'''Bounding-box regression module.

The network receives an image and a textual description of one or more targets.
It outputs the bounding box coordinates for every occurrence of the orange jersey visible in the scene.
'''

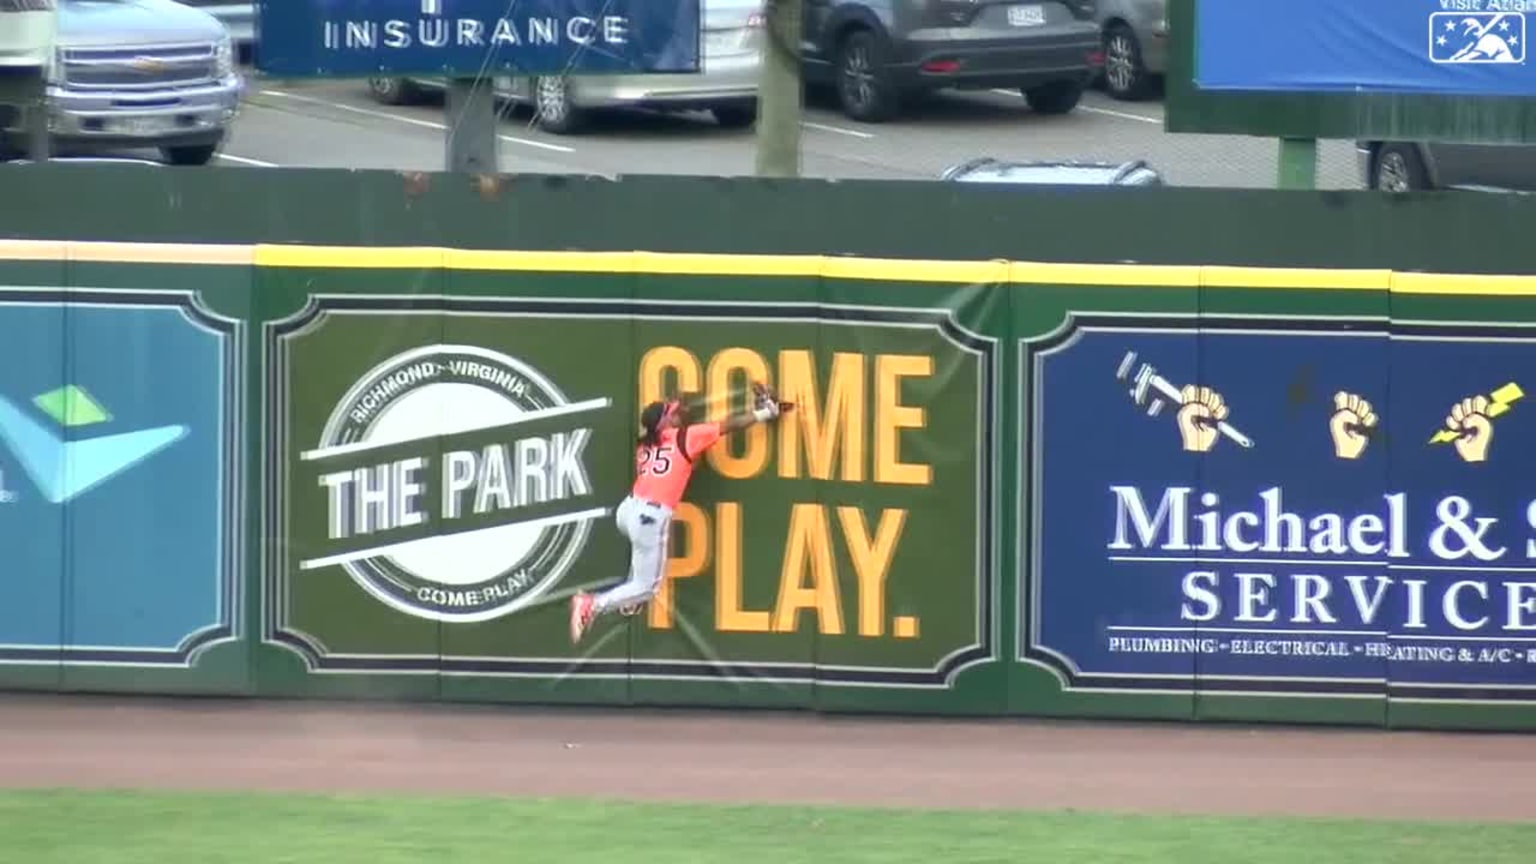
[631,422,723,509]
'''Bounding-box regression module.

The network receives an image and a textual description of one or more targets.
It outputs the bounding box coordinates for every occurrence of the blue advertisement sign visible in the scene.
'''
[1022,317,1536,701]
[257,0,702,77]
[1196,0,1536,95]
[0,292,238,666]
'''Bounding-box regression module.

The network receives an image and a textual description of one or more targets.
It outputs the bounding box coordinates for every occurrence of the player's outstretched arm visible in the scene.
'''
[675,382,796,464]
[718,381,794,435]
[717,412,759,435]
[675,383,796,469]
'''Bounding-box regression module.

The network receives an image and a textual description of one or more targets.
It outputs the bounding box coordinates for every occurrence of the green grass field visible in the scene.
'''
[1,790,1529,864]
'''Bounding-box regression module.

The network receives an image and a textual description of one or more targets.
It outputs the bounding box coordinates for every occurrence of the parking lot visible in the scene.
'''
[210,71,1361,189]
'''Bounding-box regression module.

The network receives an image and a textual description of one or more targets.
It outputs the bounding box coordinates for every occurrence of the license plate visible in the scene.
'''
[1007,4,1046,26]
[117,116,174,136]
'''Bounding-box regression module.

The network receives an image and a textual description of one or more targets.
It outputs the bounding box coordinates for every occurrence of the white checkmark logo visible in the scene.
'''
[0,395,187,504]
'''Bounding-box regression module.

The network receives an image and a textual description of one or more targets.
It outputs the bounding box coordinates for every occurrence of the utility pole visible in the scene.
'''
[25,67,50,161]
[754,0,802,177]
[444,77,498,174]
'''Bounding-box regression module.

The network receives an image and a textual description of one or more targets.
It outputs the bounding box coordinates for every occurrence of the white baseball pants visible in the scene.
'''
[592,495,671,615]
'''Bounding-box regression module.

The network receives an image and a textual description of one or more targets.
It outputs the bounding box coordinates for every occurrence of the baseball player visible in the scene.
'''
[569,381,792,643]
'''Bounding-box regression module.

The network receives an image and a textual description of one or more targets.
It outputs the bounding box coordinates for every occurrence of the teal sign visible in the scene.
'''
[0,291,240,665]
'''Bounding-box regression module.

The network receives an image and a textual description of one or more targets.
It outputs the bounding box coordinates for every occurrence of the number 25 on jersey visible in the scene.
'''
[638,445,674,476]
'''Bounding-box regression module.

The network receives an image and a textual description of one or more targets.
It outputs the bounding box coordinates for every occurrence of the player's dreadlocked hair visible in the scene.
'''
[670,392,703,459]
[637,400,667,448]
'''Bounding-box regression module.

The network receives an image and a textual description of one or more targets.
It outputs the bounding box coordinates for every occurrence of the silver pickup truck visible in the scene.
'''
[2,0,243,164]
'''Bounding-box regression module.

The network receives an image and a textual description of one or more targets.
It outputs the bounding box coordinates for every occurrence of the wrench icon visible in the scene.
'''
[1115,351,1255,449]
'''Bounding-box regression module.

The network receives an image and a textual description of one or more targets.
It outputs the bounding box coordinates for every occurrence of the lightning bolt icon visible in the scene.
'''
[1430,382,1523,443]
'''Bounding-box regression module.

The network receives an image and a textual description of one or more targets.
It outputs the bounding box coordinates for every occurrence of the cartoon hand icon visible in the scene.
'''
[1447,395,1494,463]
[1176,385,1228,453]
[1329,391,1377,460]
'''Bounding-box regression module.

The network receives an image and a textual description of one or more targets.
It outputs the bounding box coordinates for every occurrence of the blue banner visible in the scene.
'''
[1196,0,1536,95]
[257,0,701,77]
[1023,319,1536,700]
[0,295,235,665]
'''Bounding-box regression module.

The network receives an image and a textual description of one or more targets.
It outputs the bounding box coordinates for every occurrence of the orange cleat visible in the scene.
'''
[569,592,595,644]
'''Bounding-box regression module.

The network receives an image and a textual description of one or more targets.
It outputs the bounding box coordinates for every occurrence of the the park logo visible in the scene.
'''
[297,344,611,623]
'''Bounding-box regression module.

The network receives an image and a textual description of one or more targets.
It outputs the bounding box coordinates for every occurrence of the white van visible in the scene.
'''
[0,0,57,68]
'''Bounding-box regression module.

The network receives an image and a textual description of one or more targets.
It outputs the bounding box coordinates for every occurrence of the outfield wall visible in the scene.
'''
[2,168,1535,731]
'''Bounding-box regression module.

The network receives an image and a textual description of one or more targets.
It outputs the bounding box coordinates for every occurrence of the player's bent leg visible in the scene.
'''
[591,520,668,616]
[574,500,666,643]
[592,574,662,616]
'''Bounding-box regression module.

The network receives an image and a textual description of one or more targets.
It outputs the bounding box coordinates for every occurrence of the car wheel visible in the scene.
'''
[1373,144,1431,192]
[161,143,219,166]
[367,77,420,106]
[1023,79,1084,115]
[836,30,900,123]
[533,76,587,135]
[1103,23,1153,101]
[711,105,756,129]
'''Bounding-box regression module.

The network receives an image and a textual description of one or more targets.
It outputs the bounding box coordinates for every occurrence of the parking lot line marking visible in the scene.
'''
[803,121,874,139]
[216,153,277,167]
[1081,105,1161,124]
[258,89,576,153]
[261,89,450,129]
[495,132,576,153]
[987,88,1161,124]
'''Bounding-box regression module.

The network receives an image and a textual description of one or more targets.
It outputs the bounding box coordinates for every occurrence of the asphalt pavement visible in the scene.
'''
[202,70,1359,188]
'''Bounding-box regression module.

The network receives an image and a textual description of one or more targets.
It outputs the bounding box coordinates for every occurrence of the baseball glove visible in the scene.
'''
[751,380,795,415]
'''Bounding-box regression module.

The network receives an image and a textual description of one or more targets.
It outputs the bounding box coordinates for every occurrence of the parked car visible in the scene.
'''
[802,0,1102,122]
[941,156,1164,185]
[1357,140,1536,193]
[1094,0,1165,101]
[0,0,243,164]
[367,0,763,134]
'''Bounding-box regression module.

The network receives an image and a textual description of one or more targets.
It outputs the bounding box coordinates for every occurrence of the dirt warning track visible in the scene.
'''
[1,694,1531,822]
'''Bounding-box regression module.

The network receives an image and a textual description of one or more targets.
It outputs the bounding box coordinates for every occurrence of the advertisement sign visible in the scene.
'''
[264,294,994,689]
[299,341,611,624]
[0,0,55,68]
[1196,0,1536,95]
[256,0,702,77]
[0,289,239,667]
[1023,316,1536,701]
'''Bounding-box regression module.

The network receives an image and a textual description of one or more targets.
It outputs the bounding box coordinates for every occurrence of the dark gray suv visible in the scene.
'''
[802,0,1103,122]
